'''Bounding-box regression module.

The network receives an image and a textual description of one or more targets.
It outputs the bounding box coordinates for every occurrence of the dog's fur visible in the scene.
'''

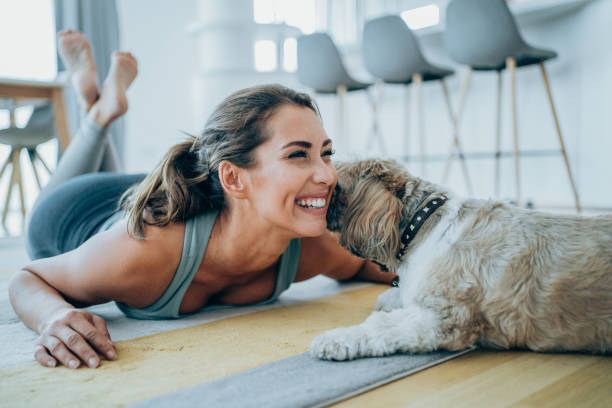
[311,159,612,360]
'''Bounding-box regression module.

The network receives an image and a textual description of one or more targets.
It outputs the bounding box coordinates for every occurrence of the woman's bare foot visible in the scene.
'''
[57,30,99,111]
[89,52,138,127]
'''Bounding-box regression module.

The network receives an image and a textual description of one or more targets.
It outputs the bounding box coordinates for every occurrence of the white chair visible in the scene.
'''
[445,0,580,210]
[0,103,55,223]
[363,15,472,192]
[297,33,382,154]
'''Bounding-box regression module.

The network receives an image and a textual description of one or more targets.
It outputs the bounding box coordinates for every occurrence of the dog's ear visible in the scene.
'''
[371,162,406,199]
[326,182,348,232]
[340,175,404,264]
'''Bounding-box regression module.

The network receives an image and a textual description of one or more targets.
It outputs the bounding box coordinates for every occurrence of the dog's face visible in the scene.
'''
[327,159,421,270]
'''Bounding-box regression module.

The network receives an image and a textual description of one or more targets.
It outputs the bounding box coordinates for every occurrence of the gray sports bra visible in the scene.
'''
[98,210,301,319]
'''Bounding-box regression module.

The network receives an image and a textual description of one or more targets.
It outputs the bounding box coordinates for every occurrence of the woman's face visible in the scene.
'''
[242,104,337,238]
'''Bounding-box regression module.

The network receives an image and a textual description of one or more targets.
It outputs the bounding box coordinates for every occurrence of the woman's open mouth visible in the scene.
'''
[296,198,326,209]
[295,196,328,215]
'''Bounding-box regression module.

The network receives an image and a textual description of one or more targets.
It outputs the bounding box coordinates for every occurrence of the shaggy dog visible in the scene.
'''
[310,159,612,360]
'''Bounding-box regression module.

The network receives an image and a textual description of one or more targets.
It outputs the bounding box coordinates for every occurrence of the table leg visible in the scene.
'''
[51,87,70,151]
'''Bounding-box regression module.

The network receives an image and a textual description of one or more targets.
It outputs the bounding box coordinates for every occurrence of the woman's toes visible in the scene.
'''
[57,30,98,111]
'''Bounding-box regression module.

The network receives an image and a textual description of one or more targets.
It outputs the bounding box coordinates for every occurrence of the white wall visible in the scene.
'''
[320,0,612,209]
[117,0,199,173]
[117,0,611,209]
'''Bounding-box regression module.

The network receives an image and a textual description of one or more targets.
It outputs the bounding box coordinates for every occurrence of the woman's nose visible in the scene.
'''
[313,160,337,185]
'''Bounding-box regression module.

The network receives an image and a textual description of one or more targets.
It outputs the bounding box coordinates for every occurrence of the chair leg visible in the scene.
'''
[366,80,387,154]
[440,78,473,195]
[507,57,521,205]
[12,147,26,217]
[403,83,411,160]
[494,70,503,198]
[336,84,347,153]
[2,150,17,224]
[34,150,52,175]
[0,150,13,180]
[27,149,42,189]
[539,62,581,213]
[413,73,425,176]
[442,68,472,184]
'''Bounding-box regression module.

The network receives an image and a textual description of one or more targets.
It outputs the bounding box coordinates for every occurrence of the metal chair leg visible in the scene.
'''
[0,150,12,180]
[539,62,581,213]
[443,68,472,184]
[440,78,473,195]
[2,149,17,224]
[366,80,386,154]
[507,57,521,205]
[11,147,26,216]
[403,83,411,160]
[336,84,347,152]
[27,149,42,189]
[412,73,425,176]
[34,150,52,174]
[494,70,503,198]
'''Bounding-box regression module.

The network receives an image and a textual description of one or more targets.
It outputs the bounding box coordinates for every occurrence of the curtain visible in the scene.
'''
[53,0,124,164]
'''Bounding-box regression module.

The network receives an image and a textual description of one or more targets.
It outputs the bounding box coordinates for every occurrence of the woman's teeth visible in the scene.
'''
[297,198,326,209]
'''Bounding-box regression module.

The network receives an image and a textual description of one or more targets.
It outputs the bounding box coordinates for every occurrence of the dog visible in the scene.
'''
[310,159,612,360]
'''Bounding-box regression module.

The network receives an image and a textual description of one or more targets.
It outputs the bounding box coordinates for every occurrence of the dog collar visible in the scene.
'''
[396,195,447,260]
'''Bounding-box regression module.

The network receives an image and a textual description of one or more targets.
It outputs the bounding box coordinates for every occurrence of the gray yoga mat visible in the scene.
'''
[130,348,474,408]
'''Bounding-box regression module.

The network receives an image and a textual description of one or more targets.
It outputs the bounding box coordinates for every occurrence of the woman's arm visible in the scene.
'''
[349,259,397,285]
[297,230,397,284]
[8,220,184,368]
[9,269,116,368]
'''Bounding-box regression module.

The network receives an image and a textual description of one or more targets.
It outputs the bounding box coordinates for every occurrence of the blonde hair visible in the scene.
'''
[120,84,319,239]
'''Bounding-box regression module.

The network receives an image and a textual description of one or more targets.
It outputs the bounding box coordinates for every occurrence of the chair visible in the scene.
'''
[362,15,472,191]
[297,33,380,153]
[445,0,580,211]
[0,103,55,223]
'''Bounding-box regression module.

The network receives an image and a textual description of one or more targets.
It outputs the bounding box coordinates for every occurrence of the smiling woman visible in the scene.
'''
[8,30,395,371]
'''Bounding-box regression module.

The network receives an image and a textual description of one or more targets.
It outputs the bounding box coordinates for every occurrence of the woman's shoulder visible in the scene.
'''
[21,219,187,308]
[92,219,187,307]
[120,220,186,275]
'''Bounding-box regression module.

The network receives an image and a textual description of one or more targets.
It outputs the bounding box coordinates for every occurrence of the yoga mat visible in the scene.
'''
[130,348,474,408]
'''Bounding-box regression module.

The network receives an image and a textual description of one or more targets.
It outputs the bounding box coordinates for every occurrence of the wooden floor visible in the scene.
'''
[334,350,611,407]
[1,245,611,407]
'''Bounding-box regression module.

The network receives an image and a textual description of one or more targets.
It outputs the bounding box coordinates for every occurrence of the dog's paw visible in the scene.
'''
[375,288,402,312]
[309,327,367,361]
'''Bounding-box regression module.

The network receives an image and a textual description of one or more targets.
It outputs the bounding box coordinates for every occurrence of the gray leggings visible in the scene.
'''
[26,117,144,260]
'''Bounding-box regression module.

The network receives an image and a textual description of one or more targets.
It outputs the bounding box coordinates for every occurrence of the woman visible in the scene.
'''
[8,31,395,370]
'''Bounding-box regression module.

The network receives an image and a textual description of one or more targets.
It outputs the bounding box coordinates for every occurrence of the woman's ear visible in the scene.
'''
[218,160,246,199]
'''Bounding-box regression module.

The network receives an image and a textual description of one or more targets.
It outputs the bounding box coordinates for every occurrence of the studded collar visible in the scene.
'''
[396,195,447,261]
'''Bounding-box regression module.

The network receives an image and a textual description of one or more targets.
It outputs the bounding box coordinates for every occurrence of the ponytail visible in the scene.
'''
[120,137,220,239]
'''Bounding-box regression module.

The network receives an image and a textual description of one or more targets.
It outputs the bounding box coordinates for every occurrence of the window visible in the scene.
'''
[0,0,56,129]
[283,38,297,72]
[253,0,317,34]
[253,0,318,73]
[400,4,440,30]
[254,40,278,72]
[0,0,57,235]
[0,0,56,80]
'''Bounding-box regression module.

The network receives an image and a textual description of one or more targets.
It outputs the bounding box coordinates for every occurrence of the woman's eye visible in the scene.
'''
[288,150,307,159]
[322,149,335,157]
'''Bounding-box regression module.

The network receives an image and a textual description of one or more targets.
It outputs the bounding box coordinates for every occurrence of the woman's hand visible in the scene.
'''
[35,308,117,369]
[351,260,398,285]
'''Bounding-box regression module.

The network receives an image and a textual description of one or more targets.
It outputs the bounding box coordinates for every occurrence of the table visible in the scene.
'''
[0,77,70,150]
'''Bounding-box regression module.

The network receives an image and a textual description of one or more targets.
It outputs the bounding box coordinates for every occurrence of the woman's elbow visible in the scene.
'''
[8,269,33,306]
